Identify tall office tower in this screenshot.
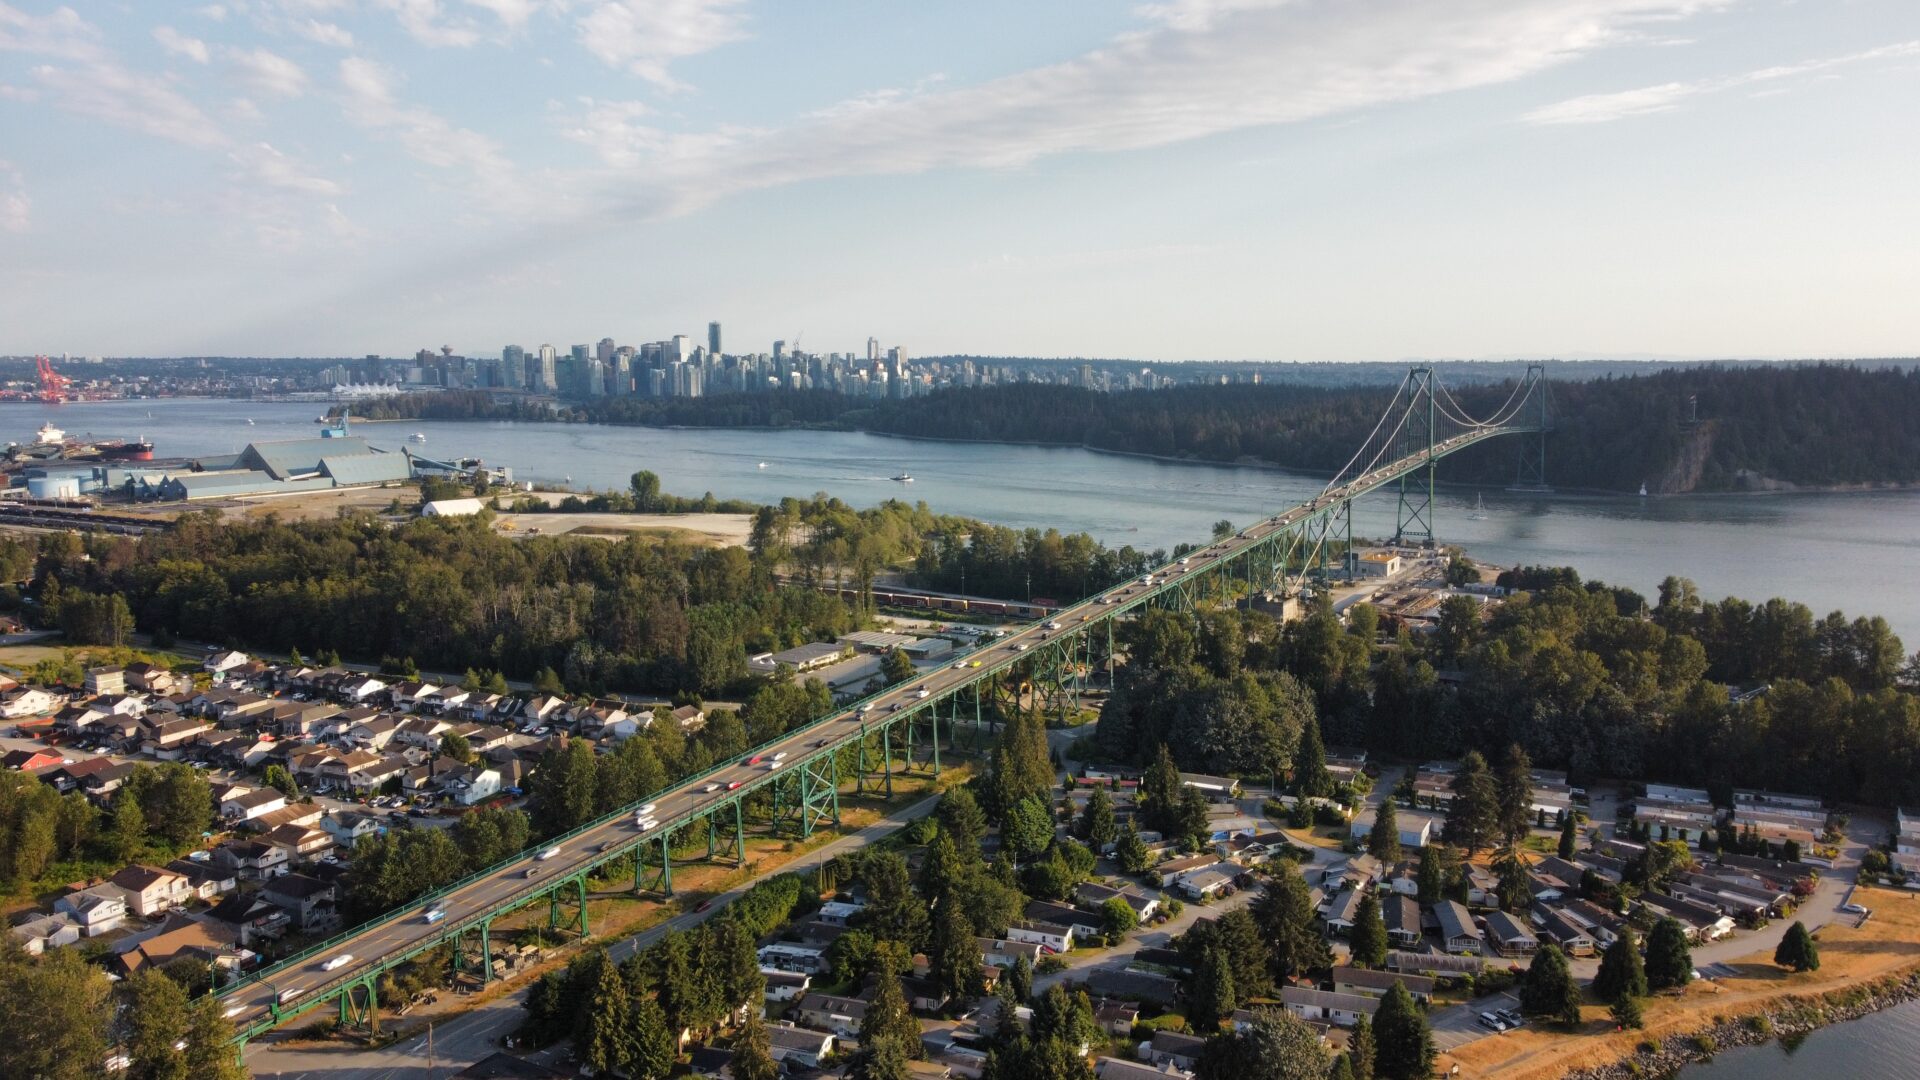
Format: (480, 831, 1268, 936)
(584, 357, 607, 396)
(1080, 363, 1093, 388)
(648, 368, 667, 397)
(670, 334, 692, 364)
(866, 337, 880, 363)
(773, 340, 786, 362)
(596, 337, 616, 363)
(503, 345, 526, 388)
(571, 344, 590, 366)
(611, 353, 631, 396)
(537, 345, 558, 393)
(708, 321, 723, 357)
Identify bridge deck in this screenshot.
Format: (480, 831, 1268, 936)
(217, 423, 1520, 1035)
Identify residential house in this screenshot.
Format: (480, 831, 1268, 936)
(1098, 1060, 1191, 1080)
(1279, 986, 1380, 1028)
(0, 686, 62, 719)
(979, 936, 1045, 968)
(1146, 1032, 1206, 1071)
(265, 823, 334, 863)
(1175, 862, 1241, 901)
(671, 704, 707, 731)
(223, 788, 288, 823)
(211, 839, 289, 880)
(1077, 882, 1160, 921)
(1026, 900, 1102, 942)
(1348, 810, 1434, 850)
(764, 1025, 836, 1069)
(1333, 966, 1434, 1004)
(1484, 909, 1539, 955)
(1381, 894, 1423, 948)
(322, 811, 384, 848)
(54, 888, 128, 937)
(109, 913, 246, 978)
(447, 765, 504, 806)
(10, 911, 81, 955)
(1085, 969, 1181, 1006)
(763, 968, 812, 1002)
(1433, 900, 1482, 954)
(1641, 892, 1737, 941)
(1006, 919, 1075, 954)
(85, 666, 128, 695)
(1177, 772, 1239, 797)
(2, 747, 62, 772)
(165, 857, 237, 901)
(106, 864, 193, 918)
(758, 942, 829, 974)
(1323, 888, 1366, 937)
(202, 892, 289, 947)
(1093, 1000, 1140, 1035)
(687, 1048, 734, 1080)
(141, 717, 207, 758)
(262, 873, 338, 933)
(1387, 950, 1483, 979)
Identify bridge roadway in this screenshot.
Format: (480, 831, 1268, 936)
(215, 425, 1513, 1037)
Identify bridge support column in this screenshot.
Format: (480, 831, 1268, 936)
(479, 917, 492, 983)
(882, 722, 894, 798)
(1513, 362, 1550, 490)
(930, 701, 941, 776)
(1395, 365, 1437, 544)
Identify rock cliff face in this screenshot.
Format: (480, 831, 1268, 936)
(1651, 420, 1716, 495)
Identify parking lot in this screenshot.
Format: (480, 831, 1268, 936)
(1431, 990, 1523, 1051)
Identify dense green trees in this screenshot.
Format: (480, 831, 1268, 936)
(1194, 1008, 1329, 1080)
(1350, 892, 1388, 969)
(1367, 798, 1400, 865)
(1443, 752, 1497, 856)
(1250, 871, 1332, 983)
(1644, 918, 1694, 991)
(1593, 930, 1648, 1002)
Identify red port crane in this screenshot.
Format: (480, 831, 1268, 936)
(35, 356, 71, 403)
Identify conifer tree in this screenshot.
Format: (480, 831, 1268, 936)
(1775, 920, 1820, 972)
(1371, 981, 1433, 1080)
(1644, 917, 1694, 990)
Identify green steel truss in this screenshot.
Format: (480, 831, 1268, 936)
(223, 366, 1547, 1052)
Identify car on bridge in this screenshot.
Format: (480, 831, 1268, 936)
(536, 845, 562, 860)
(702, 782, 721, 793)
(726, 780, 742, 791)
(915, 688, 930, 698)
(423, 908, 447, 924)
(321, 953, 354, 971)
(745, 754, 764, 766)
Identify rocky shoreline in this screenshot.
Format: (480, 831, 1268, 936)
(1564, 971, 1920, 1079)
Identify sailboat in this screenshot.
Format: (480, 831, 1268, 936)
(1469, 492, 1488, 521)
(1638, 481, 1649, 497)
(757, 462, 768, 469)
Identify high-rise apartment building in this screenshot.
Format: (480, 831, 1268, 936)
(708, 321, 723, 357)
(537, 344, 558, 393)
(596, 338, 616, 363)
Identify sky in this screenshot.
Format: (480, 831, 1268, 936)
(2, 1, 1918, 362)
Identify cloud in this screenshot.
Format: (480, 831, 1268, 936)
(0, 2, 106, 62)
(152, 25, 210, 64)
(228, 47, 309, 98)
(556, 97, 756, 169)
(232, 141, 343, 196)
(339, 55, 522, 205)
(0, 159, 26, 233)
(579, 0, 1739, 221)
(31, 62, 227, 147)
(574, 0, 746, 89)
(1524, 38, 1920, 124)
(381, 0, 482, 48)
(293, 19, 354, 48)
(196, 5, 228, 21)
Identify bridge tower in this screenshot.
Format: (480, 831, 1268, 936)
(1393, 366, 1438, 545)
(1511, 363, 1551, 491)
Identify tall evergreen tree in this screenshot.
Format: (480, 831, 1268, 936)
(1415, 845, 1445, 907)
(1593, 930, 1648, 1002)
(1775, 920, 1821, 972)
(1350, 892, 1388, 969)
(1293, 715, 1332, 797)
(1139, 743, 1183, 836)
(1644, 917, 1694, 990)
(1367, 798, 1401, 864)
(1558, 812, 1578, 859)
(577, 954, 633, 1076)
(938, 786, 989, 854)
(861, 955, 923, 1059)
(1193, 1008, 1330, 1080)
(930, 898, 984, 1000)
(1609, 993, 1645, 1030)
(1079, 786, 1117, 849)
(1443, 751, 1498, 856)
(1371, 981, 1434, 1080)
(1187, 947, 1238, 1031)
(628, 993, 677, 1080)
(731, 1012, 778, 1080)
(1347, 1015, 1376, 1080)
(1519, 944, 1582, 1026)
(1009, 954, 1035, 1003)
(1252, 871, 1332, 982)
(1114, 817, 1150, 874)
(1496, 744, 1535, 846)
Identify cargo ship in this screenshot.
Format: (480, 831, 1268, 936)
(6, 422, 155, 464)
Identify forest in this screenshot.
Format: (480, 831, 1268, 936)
(9, 489, 1156, 698)
(347, 363, 1920, 493)
(1093, 571, 1920, 807)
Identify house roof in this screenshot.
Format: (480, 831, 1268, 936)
(109, 864, 184, 893)
(1433, 900, 1479, 941)
(1279, 986, 1381, 1015)
(1333, 966, 1434, 995)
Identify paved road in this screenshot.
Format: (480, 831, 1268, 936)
(247, 791, 946, 1080)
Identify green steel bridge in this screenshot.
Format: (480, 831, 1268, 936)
(213, 364, 1547, 1046)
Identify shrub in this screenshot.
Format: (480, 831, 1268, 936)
(1747, 1015, 1773, 1035)
(1694, 1035, 1717, 1055)
(1638, 1039, 1662, 1055)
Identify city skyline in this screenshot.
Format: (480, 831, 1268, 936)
(3, 2, 1919, 361)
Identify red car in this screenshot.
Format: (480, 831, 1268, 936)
(744, 754, 763, 766)
(726, 780, 742, 791)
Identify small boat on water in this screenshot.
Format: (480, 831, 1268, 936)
(245, 418, 255, 425)
(1638, 481, 1649, 497)
(757, 462, 768, 469)
(891, 473, 914, 483)
(1469, 492, 1488, 520)
(408, 432, 427, 445)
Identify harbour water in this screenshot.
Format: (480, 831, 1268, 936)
(1673, 997, 1920, 1079)
(9, 398, 1920, 644)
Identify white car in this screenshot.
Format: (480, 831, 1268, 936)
(535, 845, 562, 861)
(1842, 902, 1870, 915)
(321, 953, 354, 971)
(766, 760, 783, 771)
(915, 688, 930, 698)
(771, 752, 787, 762)
(702, 782, 721, 793)
(636, 803, 657, 816)
(952, 660, 967, 670)
(1045, 620, 1061, 630)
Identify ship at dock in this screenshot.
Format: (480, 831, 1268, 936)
(5, 422, 155, 466)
